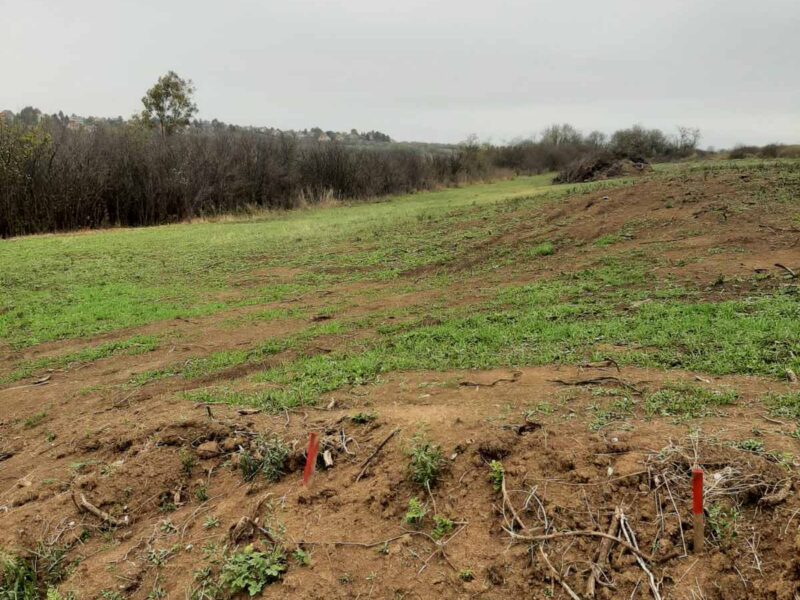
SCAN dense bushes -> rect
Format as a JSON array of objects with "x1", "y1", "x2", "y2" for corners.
[
  {"x1": 0, "y1": 117, "x2": 713, "y2": 237},
  {"x1": 491, "y1": 123, "x2": 700, "y2": 175},
  {"x1": 0, "y1": 121, "x2": 493, "y2": 237}
]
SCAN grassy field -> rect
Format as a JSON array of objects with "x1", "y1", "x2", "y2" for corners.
[{"x1": 2, "y1": 159, "x2": 800, "y2": 599}]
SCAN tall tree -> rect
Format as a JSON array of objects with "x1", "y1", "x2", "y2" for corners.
[{"x1": 140, "y1": 71, "x2": 197, "y2": 138}]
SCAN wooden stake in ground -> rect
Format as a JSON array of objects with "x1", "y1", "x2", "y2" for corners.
[{"x1": 691, "y1": 467, "x2": 704, "y2": 553}]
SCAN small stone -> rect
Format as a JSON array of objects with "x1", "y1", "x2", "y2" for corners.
[{"x1": 196, "y1": 441, "x2": 220, "y2": 459}]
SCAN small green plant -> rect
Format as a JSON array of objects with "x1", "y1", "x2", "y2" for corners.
[
  {"x1": 706, "y1": 503, "x2": 739, "y2": 545},
  {"x1": 180, "y1": 449, "x2": 196, "y2": 475},
  {"x1": 159, "y1": 520, "x2": 177, "y2": 534},
  {"x1": 589, "y1": 396, "x2": 635, "y2": 431},
  {"x1": 404, "y1": 497, "x2": 427, "y2": 526},
  {"x1": 529, "y1": 241, "x2": 555, "y2": 257},
  {"x1": 458, "y1": 568, "x2": 474, "y2": 582},
  {"x1": 735, "y1": 439, "x2": 764, "y2": 453},
  {"x1": 350, "y1": 412, "x2": 377, "y2": 424},
  {"x1": 190, "y1": 566, "x2": 222, "y2": 600},
  {"x1": 219, "y1": 545, "x2": 286, "y2": 596},
  {"x1": 23, "y1": 411, "x2": 47, "y2": 429},
  {"x1": 203, "y1": 516, "x2": 220, "y2": 529},
  {"x1": 239, "y1": 436, "x2": 289, "y2": 482},
  {"x1": 408, "y1": 435, "x2": 444, "y2": 488},
  {"x1": 431, "y1": 516, "x2": 454, "y2": 540},
  {"x1": 195, "y1": 486, "x2": 209, "y2": 502},
  {"x1": 489, "y1": 460, "x2": 504, "y2": 492},
  {"x1": 292, "y1": 548, "x2": 310, "y2": 566},
  {"x1": 100, "y1": 592, "x2": 124, "y2": 600}
]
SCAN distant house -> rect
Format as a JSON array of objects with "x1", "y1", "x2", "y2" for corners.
[
  {"x1": 0, "y1": 110, "x2": 14, "y2": 123},
  {"x1": 67, "y1": 115, "x2": 85, "y2": 131},
  {"x1": 317, "y1": 132, "x2": 331, "y2": 142}
]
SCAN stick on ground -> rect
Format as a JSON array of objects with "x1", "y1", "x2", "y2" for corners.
[
  {"x1": 72, "y1": 491, "x2": 129, "y2": 527},
  {"x1": 355, "y1": 428, "x2": 399, "y2": 482}
]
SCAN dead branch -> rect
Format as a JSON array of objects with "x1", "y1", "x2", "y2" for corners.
[
  {"x1": 459, "y1": 370, "x2": 522, "y2": 388},
  {"x1": 355, "y1": 428, "x2": 399, "y2": 482},
  {"x1": 774, "y1": 263, "x2": 798, "y2": 278},
  {"x1": 549, "y1": 377, "x2": 643, "y2": 395},
  {"x1": 586, "y1": 507, "x2": 621, "y2": 598},
  {"x1": 508, "y1": 530, "x2": 664, "y2": 564},
  {"x1": 538, "y1": 545, "x2": 582, "y2": 600},
  {"x1": 619, "y1": 510, "x2": 661, "y2": 600},
  {"x1": 72, "y1": 491, "x2": 129, "y2": 527},
  {"x1": 501, "y1": 476, "x2": 527, "y2": 531}
]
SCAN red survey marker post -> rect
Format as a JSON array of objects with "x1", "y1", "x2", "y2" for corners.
[
  {"x1": 692, "y1": 467, "x2": 704, "y2": 553},
  {"x1": 302, "y1": 432, "x2": 320, "y2": 485}
]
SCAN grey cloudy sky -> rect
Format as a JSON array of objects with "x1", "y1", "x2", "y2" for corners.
[{"x1": 3, "y1": 0, "x2": 799, "y2": 147}]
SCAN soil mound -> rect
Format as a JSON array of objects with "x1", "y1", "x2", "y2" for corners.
[{"x1": 554, "y1": 153, "x2": 652, "y2": 183}]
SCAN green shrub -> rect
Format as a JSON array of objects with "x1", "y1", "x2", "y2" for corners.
[{"x1": 408, "y1": 436, "x2": 444, "y2": 488}]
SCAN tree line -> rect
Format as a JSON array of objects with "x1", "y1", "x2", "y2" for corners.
[{"x1": 0, "y1": 72, "x2": 708, "y2": 238}]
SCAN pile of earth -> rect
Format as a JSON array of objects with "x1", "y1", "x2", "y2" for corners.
[{"x1": 554, "y1": 153, "x2": 652, "y2": 183}]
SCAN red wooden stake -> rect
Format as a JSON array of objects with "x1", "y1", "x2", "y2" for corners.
[
  {"x1": 691, "y1": 467, "x2": 704, "y2": 553},
  {"x1": 302, "y1": 432, "x2": 320, "y2": 486}
]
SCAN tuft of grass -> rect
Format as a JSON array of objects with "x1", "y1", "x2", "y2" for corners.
[
  {"x1": 644, "y1": 383, "x2": 737, "y2": 419},
  {"x1": 764, "y1": 392, "x2": 800, "y2": 420},
  {"x1": 0, "y1": 551, "x2": 37, "y2": 600},
  {"x1": 239, "y1": 435, "x2": 289, "y2": 483},
  {"x1": 529, "y1": 241, "x2": 555, "y2": 257},
  {"x1": 219, "y1": 545, "x2": 286, "y2": 597},
  {"x1": 458, "y1": 568, "x2": 474, "y2": 582},
  {"x1": 408, "y1": 435, "x2": 444, "y2": 489},
  {"x1": 489, "y1": 460, "x2": 504, "y2": 492},
  {"x1": 404, "y1": 497, "x2": 427, "y2": 526},
  {"x1": 350, "y1": 412, "x2": 377, "y2": 424},
  {"x1": 706, "y1": 503, "x2": 739, "y2": 546},
  {"x1": 594, "y1": 234, "x2": 623, "y2": 247},
  {"x1": 589, "y1": 396, "x2": 635, "y2": 431},
  {"x1": 23, "y1": 411, "x2": 47, "y2": 429}
]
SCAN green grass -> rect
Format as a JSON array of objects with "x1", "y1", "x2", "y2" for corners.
[
  {"x1": 0, "y1": 335, "x2": 158, "y2": 385},
  {"x1": 0, "y1": 175, "x2": 566, "y2": 349},
  {"x1": 644, "y1": 383, "x2": 738, "y2": 419},
  {"x1": 3, "y1": 160, "x2": 800, "y2": 425},
  {"x1": 528, "y1": 241, "x2": 555, "y2": 257}
]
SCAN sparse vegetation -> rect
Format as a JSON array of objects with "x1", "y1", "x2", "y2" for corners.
[
  {"x1": 408, "y1": 436, "x2": 444, "y2": 489},
  {"x1": 644, "y1": 384, "x2": 737, "y2": 419},
  {"x1": 239, "y1": 436, "x2": 290, "y2": 482}
]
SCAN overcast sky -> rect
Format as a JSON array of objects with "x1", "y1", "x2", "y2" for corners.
[{"x1": 3, "y1": 0, "x2": 798, "y2": 147}]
